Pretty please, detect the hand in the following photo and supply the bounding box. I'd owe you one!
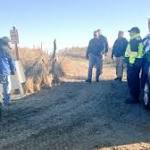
[102,54,105,60]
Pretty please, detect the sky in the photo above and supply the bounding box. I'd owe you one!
[0,0,150,51]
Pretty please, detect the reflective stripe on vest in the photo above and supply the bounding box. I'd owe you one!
[125,34,144,64]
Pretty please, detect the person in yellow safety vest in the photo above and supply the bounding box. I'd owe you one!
[125,27,144,104]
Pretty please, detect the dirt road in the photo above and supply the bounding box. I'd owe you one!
[1,81,150,150]
[1,67,150,150]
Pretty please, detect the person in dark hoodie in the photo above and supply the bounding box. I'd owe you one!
[86,30,105,82]
[0,37,16,107]
[112,31,128,81]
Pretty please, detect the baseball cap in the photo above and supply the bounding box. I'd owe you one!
[128,27,140,33]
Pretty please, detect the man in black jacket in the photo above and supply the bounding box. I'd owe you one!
[86,31,105,82]
[112,31,128,81]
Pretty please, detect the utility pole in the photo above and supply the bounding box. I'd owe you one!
[41,42,43,51]
[52,39,57,59]
[51,39,59,84]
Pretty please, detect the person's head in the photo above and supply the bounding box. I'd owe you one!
[128,27,140,37]
[118,31,124,38]
[96,29,101,36]
[1,36,10,45]
[13,26,16,30]
[93,31,99,38]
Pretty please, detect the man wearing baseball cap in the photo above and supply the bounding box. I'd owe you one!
[125,27,144,104]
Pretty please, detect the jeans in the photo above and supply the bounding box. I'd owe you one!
[0,75,11,106]
[87,54,102,81]
[116,56,124,79]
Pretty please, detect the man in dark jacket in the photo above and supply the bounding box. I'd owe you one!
[112,31,128,81]
[0,37,16,106]
[86,31,105,82]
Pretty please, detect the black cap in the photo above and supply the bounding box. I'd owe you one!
[128,27,140,33]
[1,36,10,43]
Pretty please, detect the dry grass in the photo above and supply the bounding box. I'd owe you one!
[59,55,116,81]
[15,47,113,94]
[17,48,64,94]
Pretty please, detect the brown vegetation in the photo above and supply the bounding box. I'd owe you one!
[17,48,64,94]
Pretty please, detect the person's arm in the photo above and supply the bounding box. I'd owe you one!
[86,40,92,59]
[143,36,149,52]
[111,40,117,59]
[104,37,109,54]
[122,38,128,56]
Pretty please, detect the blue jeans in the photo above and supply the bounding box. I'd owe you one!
[87,54,102,81]
[0,75,11,106]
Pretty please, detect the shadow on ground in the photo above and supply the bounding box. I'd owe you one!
[0,80,150,150]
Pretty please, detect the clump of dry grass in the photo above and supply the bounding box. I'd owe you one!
[17,48,64,94]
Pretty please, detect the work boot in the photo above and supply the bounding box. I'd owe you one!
[96,78,100,82]
[114,77,119,81]
[96,79,99,82]
[85,79,91,83]
[125,98,139,104]
[114,77,122,82]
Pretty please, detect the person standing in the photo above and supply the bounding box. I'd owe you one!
[112,31,128,81]
[86,31,105,82]
[124,27,144,104]
[0,37,16,107]
[141,19,150,89]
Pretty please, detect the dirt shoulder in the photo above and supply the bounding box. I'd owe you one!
[1,66,150,150]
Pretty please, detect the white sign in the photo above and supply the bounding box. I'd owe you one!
[10,27,19,44]
[15,60,26,83]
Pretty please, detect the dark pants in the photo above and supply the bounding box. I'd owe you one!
[127,59,142,101]
[87,54,102,81]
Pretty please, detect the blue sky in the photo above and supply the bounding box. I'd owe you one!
[0,0,150,50]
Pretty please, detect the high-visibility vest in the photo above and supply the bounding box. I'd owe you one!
[125,34,144,64]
